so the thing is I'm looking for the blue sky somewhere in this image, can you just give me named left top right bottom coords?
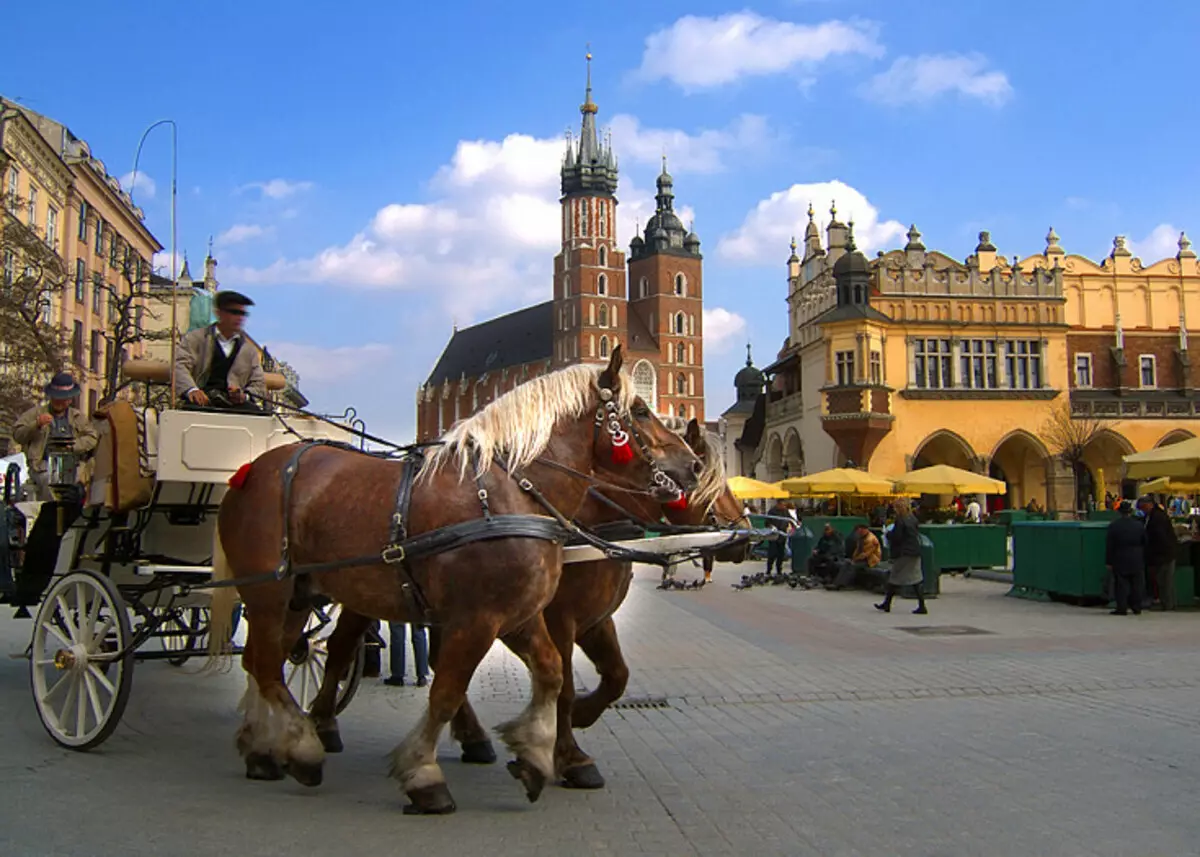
left=5, top=0, right=1199, bottom=440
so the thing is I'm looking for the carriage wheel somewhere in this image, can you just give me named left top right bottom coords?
left=283, top=604, right=365, bottom=716
left=30, top=571, right=134, bottom=750
left=158, top=607, right=208, bottom=666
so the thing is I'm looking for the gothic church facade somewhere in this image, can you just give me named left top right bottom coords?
left=416, top=63, right=706, bottom=441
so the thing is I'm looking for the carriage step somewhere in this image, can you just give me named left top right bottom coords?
left=132, top=563, right=214, bottom=577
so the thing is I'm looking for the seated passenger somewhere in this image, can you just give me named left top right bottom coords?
left=173, top=290, right=266, bottom=412
left=827, top=524, right=882, bottom=591
left=808, top=523, right=844, bottom=582
left=11, top=372, right=99, bottom=502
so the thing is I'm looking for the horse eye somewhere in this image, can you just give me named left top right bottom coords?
left=633, top=404, right=651, bottom=419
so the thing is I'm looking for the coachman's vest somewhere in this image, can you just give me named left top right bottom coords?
left=205, top=335, right=244, bottom=394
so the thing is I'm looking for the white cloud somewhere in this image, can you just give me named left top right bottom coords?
left=608, top=114, right=771, bottom=173
left=703, top=308, right=748, bottom=352
left=240, top=179, right=314, bottom=199
left=119, top=170, right=156, bottom=200
left=1129, top=224, right=1185, bottom=262
left=217, top=223, right=268, bottom=245
left=266, top=342, right=394, bottom=385
left=859, top=53, right=1013, bottom=107
left=225, top=117, right=746, bottom=321
left=718, top=179, right=906, bottom=265
left=634, top=12, right=883, bottom=90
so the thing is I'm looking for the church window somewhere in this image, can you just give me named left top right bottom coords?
left=597, top=273, right=607, bottom=296
left=677, top=405, right=686, bottom=418
left=578, top=198, right=588, bottom=238
left=676, top=343, right=685, bottom=364
left=562, top=275, right=571, bottom=298
left=598, top=304, right=608, bottom=327
left=639, top=276, right=648, bottom=299
left=599, top=245, right=607, bottom=267
left=598, top=200, right=608, bottom=237
left=676, top=373, right=686, bottom=395
left=674, top=312, right=685, bottom=334
left=674, top=273, right=685, bottom=296
left=632, top=360, right=656, bottom=406
left=599, top=336, right=610, bottom=358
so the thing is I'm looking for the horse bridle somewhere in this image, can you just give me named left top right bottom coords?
left=593, top=385, right=686, bottom=502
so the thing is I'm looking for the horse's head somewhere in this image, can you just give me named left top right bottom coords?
left=593, top=346, right=702, bottom=503
left=661, top=418, right=752, bottom=563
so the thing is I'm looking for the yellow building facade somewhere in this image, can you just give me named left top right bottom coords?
left=751, top=208, right=1200, bottom=513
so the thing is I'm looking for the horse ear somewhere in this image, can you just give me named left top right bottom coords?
left=684, top=418, right=703, bottom=448
left=599, top=344, right=624, bottom=391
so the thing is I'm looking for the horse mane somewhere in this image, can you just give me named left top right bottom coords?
left=419, top=363, right=637, bottom=483
left=657, top=415, right=726, bottom=514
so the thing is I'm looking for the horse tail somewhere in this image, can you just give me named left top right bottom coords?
left=202, top=522, right=238, bottom=673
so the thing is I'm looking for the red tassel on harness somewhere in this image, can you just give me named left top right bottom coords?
left=665, top=493, right=688, bottom=511
left=228, top=462, right=253, bottom=490
left=610, top=435, right=635, bottom=465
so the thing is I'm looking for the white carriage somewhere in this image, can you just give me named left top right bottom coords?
left=16, top=361, right=367, bottom=749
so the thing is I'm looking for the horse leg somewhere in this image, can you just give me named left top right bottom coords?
left=547, top=613, right=605, bottom=790
left=429, top=625, right=498, bottom=764
left=571, top=616, right=629, bottom=729
left=496, top=613, right=563, bottom=803
left=308, top=608, right=371, bottom=754
left=389, top=622, right=499, bottom=815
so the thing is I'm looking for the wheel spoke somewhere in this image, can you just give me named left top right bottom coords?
left=75, top=675, right=89, bottom=737
left=41, top=671, right=71, bottom=704
left=60, top=675, right=80, bottom=737
left=44, top=622, right=72, bottom=650
left=84, top=671, right=107, bottom=728
left=87, top=663, right=116, bottom=695
left=54, top=595, right=80, bottom=643
left=89, top=614, right=116, bottom=655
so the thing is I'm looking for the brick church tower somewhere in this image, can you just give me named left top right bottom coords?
left=552, top=53, right=626, bottom=368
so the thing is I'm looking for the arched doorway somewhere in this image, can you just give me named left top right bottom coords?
left=782, top=428, right=804, bottom=479
left=1081, top=429, right=1136, bottom=507
left=913, top=430, right=977, bottom=471
left=1156, top=429, right=1195, bottom=448
left=989, top=430, right=1051, bottom=510
left=765, top=434, right=784, bottom=483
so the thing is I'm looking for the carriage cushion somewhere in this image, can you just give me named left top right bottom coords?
left=122, top=359, right=288, bottom=391
left=100, top=399, right=154, bottom=513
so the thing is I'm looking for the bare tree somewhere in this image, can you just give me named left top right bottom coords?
left=0, top=189, right=72, bottom=430
left=1040, top=397, right=1115, bottom=511
left=95, top=249, right=171, bottom=403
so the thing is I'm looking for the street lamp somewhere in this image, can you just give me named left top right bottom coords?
left=129, top=120, right=178, bottom=404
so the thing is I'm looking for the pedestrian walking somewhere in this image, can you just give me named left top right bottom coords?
left=764, top=498, right=791, bottom=574
left=875, top=498, right=927, bottom=615
left=1105, top=500, right=1146, bottom=616
left=1138, top=495, right=1178, bottom=610
left=384, top=621, right=429, bottom=687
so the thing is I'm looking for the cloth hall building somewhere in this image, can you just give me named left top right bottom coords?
left=415, top=65, right=706, bottom=441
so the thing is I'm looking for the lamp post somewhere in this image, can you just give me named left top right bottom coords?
left=129, top=120, right=177, bottom=405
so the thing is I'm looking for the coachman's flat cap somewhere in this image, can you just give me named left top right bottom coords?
left=215, top=291, right=255, bottom=311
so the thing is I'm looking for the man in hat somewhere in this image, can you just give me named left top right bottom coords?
left=173, top=290, right=266, bottom=412
left=1105, top=500, right=1146, bottom=616
left=11, top=372, right=99, bottom=502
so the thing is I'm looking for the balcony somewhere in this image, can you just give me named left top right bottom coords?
left=765, top=392, right=803, bottom=423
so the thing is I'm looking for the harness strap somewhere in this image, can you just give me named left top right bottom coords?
left=276, top=442, right=325, bottom=579
left=385, top=452, right=430, bottom=622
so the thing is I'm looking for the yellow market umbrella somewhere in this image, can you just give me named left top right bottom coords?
left=726, top=476, right=789, bottom=500
left=780, top=468, right=897, bottom=496
left=1138, top=476, right=1200, bottom=494
left=894, top=463, right=1006, bottom=495
left=1124, top=438, right=1200, bottom=480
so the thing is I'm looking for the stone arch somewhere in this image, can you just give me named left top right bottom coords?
left=1080, top=428, right=1136, bottom=507
left=765, top=433, right=785, bottom=483
left=988, top=429, right=1052, bottom=510
left=912, top=429, right=978, bottom=471
left=1155, top=428, right=1195, bottom=448
left=782, top=427, right=804, bottom=478
left=598, top=245, right=607, bottom=267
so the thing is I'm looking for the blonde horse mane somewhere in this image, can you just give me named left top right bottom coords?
left=657, top=415, right=726, bottom=514
left=420, top=363, right=638, bottom=483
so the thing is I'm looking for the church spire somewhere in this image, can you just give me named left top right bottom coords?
left=560, top=47, right=618, bottom=198
left=578, top=46, right=600, bottom=165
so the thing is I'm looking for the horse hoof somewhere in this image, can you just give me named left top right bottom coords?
left=403, top=783, right=457, bottom=815
left=317, top=729, right=344, bottom=754
left=245, top=753, right=286, bottom=781
left=561, top=763, right=606, bottom=790
left=460, top=739, right=498, bottom=765
left=506, top=758, right=547, bottom=803
left=286, top=761, right=324, bottom=788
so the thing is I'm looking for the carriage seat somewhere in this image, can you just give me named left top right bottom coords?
left=121, top=359, right=288, bottom=395
left=90, top=399, right=155, bottom=513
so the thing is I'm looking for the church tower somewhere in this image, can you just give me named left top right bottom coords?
left=552, top=52, right=626, bottom=368
left=627, top=159, right=705, bottom=421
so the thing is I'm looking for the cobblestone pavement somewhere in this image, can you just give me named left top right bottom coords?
left=3, top=566, right=1200, bottom=857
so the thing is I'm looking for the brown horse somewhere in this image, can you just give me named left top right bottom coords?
left=303, top=416, right=750, bottom=790
left=205, top=347, right=702, bottom=814
left=439, top=417, right=750, bottom=788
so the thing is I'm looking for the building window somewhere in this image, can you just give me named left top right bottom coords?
left=1074, top=353, right=1093, bottom=388
left=87, top=389, right=97, bottom=417
left=27, top=186, right=37, bottom=225
left=598, top=304, right=608, bottom=327
left=836, top=350, right=855, bottom=386
left=78, top=201, right=89, bottom=241
left=578, top=198, right=588, bottom=238
left=674, top=312, right=686, bottom=334
left=105, top=339, right=114, bottom=377
left=90, top=330, right=102, bottom=372
left=676, top=373, right=687, bottom=395
left=598, top=245, right=607, bottom=267
left=109, top=235, right=119, bottom=267
left=75, top=260, right=86, bottom=302
left=676, top=343, right=685, bottom=364
left=95, top=220, right=105, bottom=255
left=46, top=207, right=58, bottom=249
left=638, top=276, right=648, bottom=299
left=913, top=338, right=952, bottom=389
left=562, top=275, right=570, bottom=298
left=2, top=251, right=13, bottom=285
left=598, top=199, right=607, bottom=238
left=72, top=321, right=83, bottom=365
left=6, top=168, right=16, bottom=212
left=1004, top=340, right=1042, bottom=390
left=597, top=273, right=607, bottom=296
left=1140, top=355, right=1157, bottom=389
left=92, top=274, right=103, bottom=314
left=960, top=339, right=999, bottom=389
left=599, top=336, right=609, bottom=358
left=677, top=405, right=686, bottom=418
left=869, top=351, right=882, bottom=385
left=674, top=273, right=685, bottom=296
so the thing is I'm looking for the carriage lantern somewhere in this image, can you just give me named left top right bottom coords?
left=45, top=439, right=79, bottom=497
